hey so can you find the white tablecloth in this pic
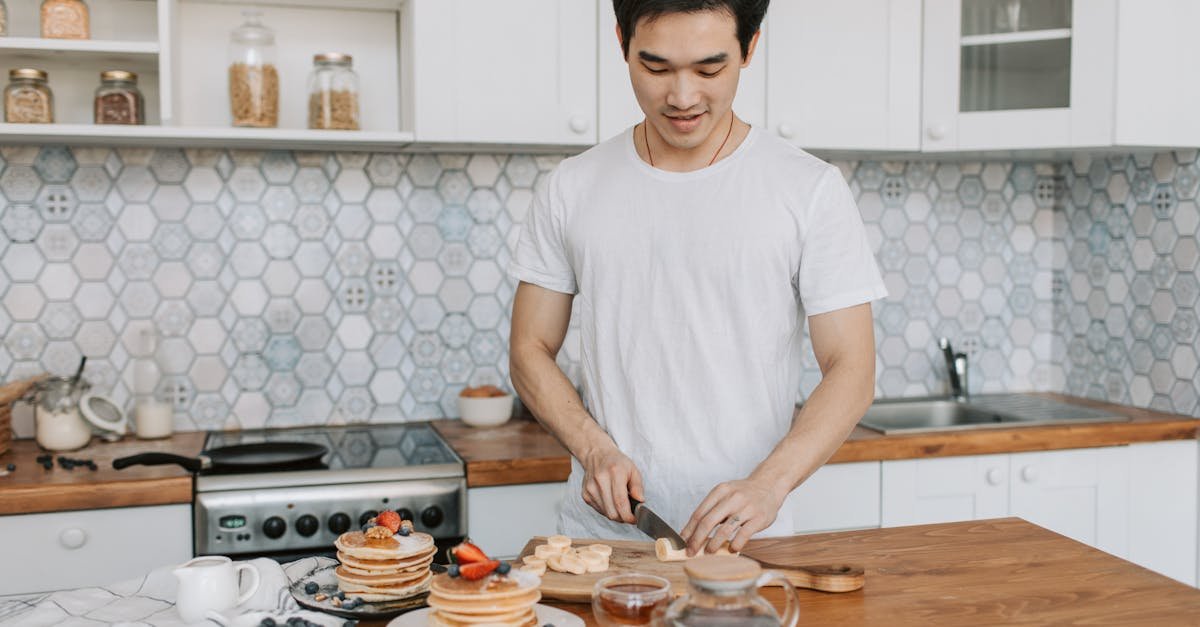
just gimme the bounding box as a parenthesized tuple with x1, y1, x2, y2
(0, 557, 347, 626)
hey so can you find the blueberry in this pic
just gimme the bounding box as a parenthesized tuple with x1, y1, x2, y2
(343, 622, 355, 627)
(398, 527, 411, 536)
(360, 522, 373, 532)
(5, 464, 14, 471)
(496, 562, 511, 575)
(334, 591, 346, 600)
(448, 564, 460, 577)
(258, 619, 276, 627)
(304, 581, 319, 594)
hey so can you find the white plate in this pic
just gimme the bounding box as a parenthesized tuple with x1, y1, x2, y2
(386, 603, 585, 627)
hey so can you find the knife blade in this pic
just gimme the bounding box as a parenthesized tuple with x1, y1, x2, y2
(629, 496, 686, 550)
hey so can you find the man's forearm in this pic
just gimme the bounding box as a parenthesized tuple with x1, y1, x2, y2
(510, 343, 614, 460)
(749, 356, 875, 502)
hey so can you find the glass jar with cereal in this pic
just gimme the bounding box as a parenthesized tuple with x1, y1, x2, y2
(228, 10, 278, 128)
(307, 52, 360, 130)
(41, 0, 90, 40)
(5, 69, 53, 124)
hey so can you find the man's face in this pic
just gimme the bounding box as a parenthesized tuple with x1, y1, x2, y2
(623, 10, 757, 152)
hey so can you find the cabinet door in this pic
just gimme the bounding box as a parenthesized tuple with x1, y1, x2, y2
(1112, 0, 1200, 147)
(766, 0, 921, 151)
(467, 482, 566, 559)
(0, 505, 192, 595)
(410, 0, 596, 145)
(1126, 440, 1197, 586)
(922, 0, 1116, 150)
(789, 461, 881, 534)
(881, 454, 1008, 526)
(1009, 447, 1129, 558)
(596, 2, 766, 142)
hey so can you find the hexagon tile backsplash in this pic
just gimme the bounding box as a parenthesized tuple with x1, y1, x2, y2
(0, 145, 1196, 431)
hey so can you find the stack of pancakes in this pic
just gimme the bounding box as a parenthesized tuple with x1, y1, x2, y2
(333, 529, 437, 601)
(426, 569, 542, 626)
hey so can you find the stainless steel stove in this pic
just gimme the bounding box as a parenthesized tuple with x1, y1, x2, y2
(193, 423, 465, 561)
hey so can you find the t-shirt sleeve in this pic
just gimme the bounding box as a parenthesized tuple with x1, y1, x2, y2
(796, 167, 888, 315)
(508, 168, 579, 294)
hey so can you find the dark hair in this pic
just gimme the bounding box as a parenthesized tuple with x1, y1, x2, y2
(613, 0, 769, 59)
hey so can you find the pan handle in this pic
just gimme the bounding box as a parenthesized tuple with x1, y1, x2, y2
(113, 453, 205, 472)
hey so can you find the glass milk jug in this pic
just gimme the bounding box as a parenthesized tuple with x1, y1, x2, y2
(654, 555, 799, 627)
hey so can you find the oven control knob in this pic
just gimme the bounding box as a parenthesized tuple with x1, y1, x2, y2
(397, 508, 415, 523)
(421, 506, 444, 528)
(359, 510, 379, 527)
(328, 512, 351, 534)
(263, 516, 287, 539)
(296, 514, 319, 537)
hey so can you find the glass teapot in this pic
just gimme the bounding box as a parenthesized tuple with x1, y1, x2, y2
(654, 555, 799, 627)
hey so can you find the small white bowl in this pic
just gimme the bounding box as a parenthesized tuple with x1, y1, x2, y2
(457, 393, 514, 427)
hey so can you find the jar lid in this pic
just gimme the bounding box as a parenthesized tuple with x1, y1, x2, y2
(100, 70, 137, 82)
(314, 52, 353, 65)
(232, 10, 276, 46)
(10, 68, 48, 81)
(683, 555, 762, 584)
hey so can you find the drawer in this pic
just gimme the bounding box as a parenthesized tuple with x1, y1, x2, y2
(0, 504, 192, 595)
(789, 461, 881, 533)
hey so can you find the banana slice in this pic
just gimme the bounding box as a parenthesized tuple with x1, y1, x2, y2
(655, 537, 687, 562)
(534, 544, 562, 559)
(585, 543, 613, 557)
(547, 535, 572, 551)
(520, 561, 547, 576)
(522, 555, 547, 566)
(577, 549, 609, 573)
(557, 552, 588, 575)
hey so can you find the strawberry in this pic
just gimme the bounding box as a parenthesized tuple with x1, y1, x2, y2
(458, 560, 500, 581)
(375, 510, 402, 534)
(451, 540, 490, 564)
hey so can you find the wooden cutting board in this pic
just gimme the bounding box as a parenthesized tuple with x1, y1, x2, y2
(517, 536, 864, 603)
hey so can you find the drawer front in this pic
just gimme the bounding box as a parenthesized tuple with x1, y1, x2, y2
(790, 461, 881, 533)
(0, 504, 192, 595)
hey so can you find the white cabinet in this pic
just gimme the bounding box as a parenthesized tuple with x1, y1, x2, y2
(596, 1, 765, 142)
(467, 482, 566, 559)
(1112, 0, 1200, 147)
(789, 461, 881, 534)
(881, 442, 1198, 586)
(921, 0, 1116, 150)
(0, 504, 192, 595)
(411, 0, 596, 145)
(765, 0, 921, 151)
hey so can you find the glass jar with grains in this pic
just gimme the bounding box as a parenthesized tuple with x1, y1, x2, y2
(41, 0, 90, 40)
(5, 69, 53, 124)
(94, 70, 144, 125)
(0, 1, 9, 37)
(307, 52, 360, 130)
(228, 10, 278, 127)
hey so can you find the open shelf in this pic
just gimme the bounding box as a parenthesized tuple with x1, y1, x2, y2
(0, 37, 160, 57)
(961, 28, 1072, 47)
(0, 123, 414, 150)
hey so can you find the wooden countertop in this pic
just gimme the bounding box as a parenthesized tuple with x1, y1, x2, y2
(0, 432, 204, 515)
(356, 518, 1198, 626)
(437, 393, 1198, 487)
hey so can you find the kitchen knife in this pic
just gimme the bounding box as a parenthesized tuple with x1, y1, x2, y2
(629, 496, 686, 550)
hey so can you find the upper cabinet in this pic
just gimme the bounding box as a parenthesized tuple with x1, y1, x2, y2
(596, 2, 765, 143)
(767, 0, 922, 152)
(1111, 0, 1200, 148)
(410, 0, 597, 146)
(922, 0, 1116, 151)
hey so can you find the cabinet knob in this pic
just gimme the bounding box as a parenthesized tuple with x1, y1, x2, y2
(985, 468, 1003, 486)
(568, 115, 589, 134)
(1021, 465, 1038, 483)
(777, 123, 795, 139)
(926, 123, 948, 141)
(59, 527, 87, 550)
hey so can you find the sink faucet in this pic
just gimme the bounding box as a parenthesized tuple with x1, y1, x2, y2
(938, 337, 968, 401)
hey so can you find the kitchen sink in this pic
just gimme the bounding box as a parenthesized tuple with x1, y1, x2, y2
(858, 394, 1129, 434)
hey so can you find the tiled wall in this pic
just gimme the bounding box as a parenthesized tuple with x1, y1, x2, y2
(1060, 152, 1200, 417)
(0, 144, 1099, 430)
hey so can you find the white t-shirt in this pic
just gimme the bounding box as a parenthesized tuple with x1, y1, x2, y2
(508, 125, 887, 540)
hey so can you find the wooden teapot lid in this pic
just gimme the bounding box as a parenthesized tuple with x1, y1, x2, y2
(684, 555, 762, 583)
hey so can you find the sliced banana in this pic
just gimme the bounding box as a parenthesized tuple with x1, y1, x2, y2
(557, 552, 588, 575)
(522, 555, 547, 566)
(577, 549, 609, 573)
(520, 561, 547, 576)
(534, 544, 562, 559)
(547, 535, 572, 550)
(585, 543, 613, 557)
(655, 537, 687, 562)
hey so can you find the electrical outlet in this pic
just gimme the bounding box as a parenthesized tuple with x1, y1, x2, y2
(959, 336, 981, 357)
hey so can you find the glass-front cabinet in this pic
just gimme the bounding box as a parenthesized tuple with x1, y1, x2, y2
(922, 0, 1116, 151)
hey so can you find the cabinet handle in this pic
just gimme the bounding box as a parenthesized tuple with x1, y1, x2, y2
(1021, 466, 1038, 483)
(926, 123, 948, 141)
(985, 468, 1003, 486)
(568, 115, 589, 134)
(777, 123, 795, 139)
(59, 527, 87, 550)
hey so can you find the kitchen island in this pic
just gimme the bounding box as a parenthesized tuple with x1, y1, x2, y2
(360, 517, 1200, 626)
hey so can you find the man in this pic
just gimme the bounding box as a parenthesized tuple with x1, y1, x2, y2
(508, 0, 886, 556)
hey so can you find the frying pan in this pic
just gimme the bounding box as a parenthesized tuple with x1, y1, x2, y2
(112, 442, 328, 473)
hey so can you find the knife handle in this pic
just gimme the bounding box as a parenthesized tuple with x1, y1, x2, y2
(756, 562, 865, 593)
(628, 495, 642, 510)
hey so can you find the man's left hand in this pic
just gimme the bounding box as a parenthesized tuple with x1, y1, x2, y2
(680, 478, 786, 556)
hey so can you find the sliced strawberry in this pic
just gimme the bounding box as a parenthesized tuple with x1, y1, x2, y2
(451, 540, 490, 565)
(375, 510, 402, 533)
(458, 560, 500, 581)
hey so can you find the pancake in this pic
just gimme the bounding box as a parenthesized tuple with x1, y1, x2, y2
(334, 530, 435, 561)
(337, 547, 437, 572)
(338, 561, 431, 577)
(426, 589, 541, 614)
(427, 569, 542, 627)
(337, 571, 433, 601)
(428, 608, 538, 627)
(335, 564, 432, 587)
(429, 569, 539, 601)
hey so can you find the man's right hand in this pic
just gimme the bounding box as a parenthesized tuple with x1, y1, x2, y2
(580, 443, 644, 524)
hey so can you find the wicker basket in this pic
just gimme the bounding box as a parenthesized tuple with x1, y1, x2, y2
(0, 376, 44, 456)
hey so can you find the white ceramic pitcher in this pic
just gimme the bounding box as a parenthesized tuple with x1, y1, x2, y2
(174, 556, 261, 624)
